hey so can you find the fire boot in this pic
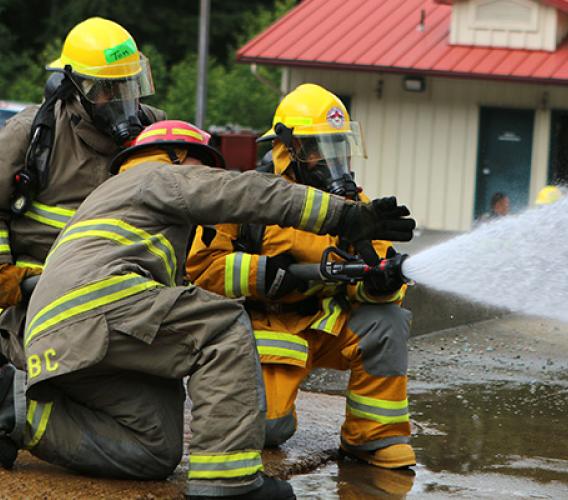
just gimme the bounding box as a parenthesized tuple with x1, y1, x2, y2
(0, 363, 26, 469)
(188, 474, 296, 500)
(340, 443, 416, 469)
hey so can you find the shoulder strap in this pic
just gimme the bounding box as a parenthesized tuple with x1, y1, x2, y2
(11, 76, 75, 215)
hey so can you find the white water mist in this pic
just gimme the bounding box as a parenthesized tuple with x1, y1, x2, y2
(401, 196, 568, 322)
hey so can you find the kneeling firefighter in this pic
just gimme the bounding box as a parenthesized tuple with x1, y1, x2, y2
(188, 84, 417, 469)
(0, 17, 164, 369)
(0, 119, 415, 499)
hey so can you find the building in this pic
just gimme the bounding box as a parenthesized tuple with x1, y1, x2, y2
(238, 0, 568, 230)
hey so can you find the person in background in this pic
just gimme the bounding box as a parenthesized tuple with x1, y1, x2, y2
(477, 192, 510, 224)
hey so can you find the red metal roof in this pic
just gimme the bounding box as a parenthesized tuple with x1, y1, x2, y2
(237, 0, 568, 84)
(436, 0, 568, 14)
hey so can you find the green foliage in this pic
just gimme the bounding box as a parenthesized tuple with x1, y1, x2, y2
(0, 0, 296, 128)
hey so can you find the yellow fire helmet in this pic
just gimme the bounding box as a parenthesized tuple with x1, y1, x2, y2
(535, 185, 563, 206)
(46, 17, 154, 103)
(260, 84, 365, 197)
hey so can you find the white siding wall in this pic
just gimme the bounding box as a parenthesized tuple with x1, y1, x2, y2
(287, 68, 568, 230)
(450, 0, 558, 51)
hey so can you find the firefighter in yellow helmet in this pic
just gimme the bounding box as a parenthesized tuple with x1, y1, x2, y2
(188, 84, 417, 470)
(0, 17, 165, 369)
(535, 185, 563, 206)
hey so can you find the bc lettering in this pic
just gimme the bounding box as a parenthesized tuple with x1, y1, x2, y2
(27, 349, 60, 378)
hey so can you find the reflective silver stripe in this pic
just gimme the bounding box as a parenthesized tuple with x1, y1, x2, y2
(0, 229, 10, 253)
(347, 397, 409, 418)
(188, 450, 263, 479)
(225, 252, 252, 297)
(24, 202, 75, 229)
(257, 255, 267, 296)
(25, 274, 161, 346)
(255, 337, 308, 355)
(190, 458, 260, 472)
(298, 188, 330, 233)
(311, 297, 343, 333)
(24, 400, 54, 449)
(50, 220, 176, 285)
(341, 435, 410, 453)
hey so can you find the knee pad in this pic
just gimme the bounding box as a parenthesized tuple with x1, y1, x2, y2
(348, 305, 412, 377)
(264, 412, 296, 447)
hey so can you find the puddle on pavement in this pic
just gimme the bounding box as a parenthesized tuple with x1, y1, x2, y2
(290, 383, 568, 498)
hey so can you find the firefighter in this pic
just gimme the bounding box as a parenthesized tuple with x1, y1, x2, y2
(0, 120, 415, 498)
(0, 17, 165, 369)
(535, 185, 563, 206)
(188, 84, 417, 469)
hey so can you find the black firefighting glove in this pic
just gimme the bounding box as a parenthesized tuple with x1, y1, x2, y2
(363, 247, 405, 296)
(334, 196, 415, 242)
(265, 253, 307, 299)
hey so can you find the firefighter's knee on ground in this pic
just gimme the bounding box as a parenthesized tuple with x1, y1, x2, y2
(264, 411, 296, 447)
(349, 304, 412, 377)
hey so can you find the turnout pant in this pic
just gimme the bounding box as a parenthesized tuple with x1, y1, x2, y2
(261, 304, 412, 452)
(20, 288, 266, 497)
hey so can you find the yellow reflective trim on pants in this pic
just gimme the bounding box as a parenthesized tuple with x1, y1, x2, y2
(347, 405, 410, 425)
(25, 274, 161, 347)
(188, 450, 263, 479)
(254, 330, 309, 363)
(0, 245, 9, 253)
(24, 400, 54, 449)
(348, 391, 408, 410)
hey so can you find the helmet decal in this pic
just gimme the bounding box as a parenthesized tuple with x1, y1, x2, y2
(326, 107, 345, 129)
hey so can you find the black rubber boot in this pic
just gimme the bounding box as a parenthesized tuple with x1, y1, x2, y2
(0, 364, 18, 469)
(189, 474, 296, 500)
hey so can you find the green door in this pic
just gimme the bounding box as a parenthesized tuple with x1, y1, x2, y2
(474, 107, 534, 218)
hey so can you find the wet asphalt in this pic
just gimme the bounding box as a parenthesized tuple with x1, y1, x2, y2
(1, 314, 566, 498)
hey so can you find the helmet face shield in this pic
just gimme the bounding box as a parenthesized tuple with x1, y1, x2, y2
(71, 54, 155, 104)
(291, 122, 365, 196)
(292, 121, 366, 162)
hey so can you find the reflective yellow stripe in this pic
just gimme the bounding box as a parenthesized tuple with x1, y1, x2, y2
(311, 297, 343, 333)
(25, 274, 161, 347)
(298, 188, 331, 233)
(240, 254, 252, 296)
(347, 406, 410, 424)
(29, 202, 75, 217)
(225, 253, 236, 297)
(299, 188, 315, 229)
(188, 450, 263, 480)
(49, 218, 176, 286)
(25, 400, 54, 449)
(172, 128, 203, 140)
(313, 191, 330, 233)
(348, 391, 408, 410)
(254, 331, 309, 363)
(0, 229, 11, 254)
(273, 115, 313, 126)
(15, 260, 44, 270)
(137, 128, 167, 140)
(224, 252, 252, 297)
(24, 202, 75, 229)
